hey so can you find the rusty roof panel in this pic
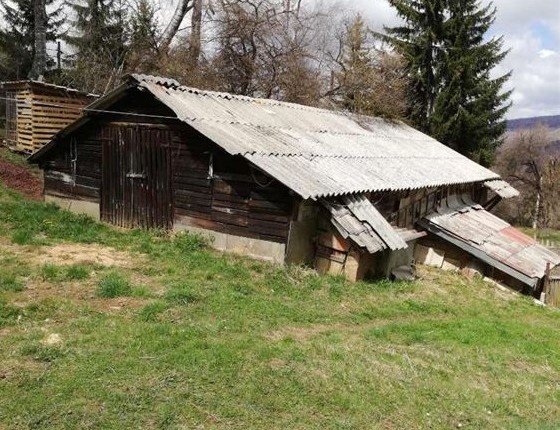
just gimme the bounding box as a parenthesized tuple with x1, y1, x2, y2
(130, 74, 502, 199)
(422, 200, 560, 285)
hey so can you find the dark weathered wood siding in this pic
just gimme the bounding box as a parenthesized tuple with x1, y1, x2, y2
(40, 90, 294, 243)
(42, 123, 102, 201)
(171, 127, 293, 243)
(101, 125, 173, 229)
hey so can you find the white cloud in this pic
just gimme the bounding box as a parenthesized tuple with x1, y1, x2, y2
(496, 31, 560, 119)
(538, 49, 556, 59)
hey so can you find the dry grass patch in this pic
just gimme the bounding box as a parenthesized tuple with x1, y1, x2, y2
(35, 243, 140, 267)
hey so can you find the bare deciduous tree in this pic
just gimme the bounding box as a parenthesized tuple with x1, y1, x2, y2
(496, 125, 560, 229)
(159, 0, 194, 51)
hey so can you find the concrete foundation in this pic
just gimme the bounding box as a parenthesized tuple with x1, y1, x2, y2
(175, 218, 286, 264)
(45, 194, 100, 220)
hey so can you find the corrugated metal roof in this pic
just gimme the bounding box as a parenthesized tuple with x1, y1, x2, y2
(484, 179, 520, 199)
(419, 197, 560, 287)
(321, 195, 407, 253)
(128, 74, 501, 199)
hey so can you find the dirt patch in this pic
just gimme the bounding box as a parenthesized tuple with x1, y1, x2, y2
(36, 243, 138, 267)
(0, 157, 43, 200)
(1, 240, 140, 268)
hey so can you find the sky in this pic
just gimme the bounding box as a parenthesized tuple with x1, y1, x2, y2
(351, 0, 560, 120)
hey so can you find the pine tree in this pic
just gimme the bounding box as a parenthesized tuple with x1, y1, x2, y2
(431, 0, 511, 165)
(384, 0, 445, 131)
(385, 0, 510, 165)
(336, 15, 376, 114)
(128, 0, 159, 72)
(0, 0, 63, 80)
(332, 14, 408, 118)
(65, 0, 130, 93)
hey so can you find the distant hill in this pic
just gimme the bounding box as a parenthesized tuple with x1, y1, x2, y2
(504, 115, 560, 156)
(507, 115, 560, 131)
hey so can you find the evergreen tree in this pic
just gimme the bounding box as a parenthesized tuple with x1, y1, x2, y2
(385, 0, 510, 165)
(0, 0, 63, 80)
(431, 0, 511, 165)
(128, 0, 159, 72)
(384, 0, 445, 131)
(65, 0, 130, 93)
(336, 15, 376, 114)
(332, 14, 408, 118)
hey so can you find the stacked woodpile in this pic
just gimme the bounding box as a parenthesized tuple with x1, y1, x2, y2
(1, 80, 96, 153)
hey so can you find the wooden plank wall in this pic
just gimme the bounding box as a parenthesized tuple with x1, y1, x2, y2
(11, 87, 92, 153)
(5, 90, 18, 145)
(43, 124, 101, 201)
(376, 183, 481, 229)
(15, 89, 34, 152)
(171, 127, 293, 243)
(41, 116, 293, 243)
(30, 92, 89, 152)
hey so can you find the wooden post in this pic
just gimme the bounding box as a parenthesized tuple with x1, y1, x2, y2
(57, 41, 61, 69)
(543, 262, 551, 304)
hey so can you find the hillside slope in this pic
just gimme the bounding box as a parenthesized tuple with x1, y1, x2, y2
(507, 114, 560, 131)
(0, 153, 560, 429)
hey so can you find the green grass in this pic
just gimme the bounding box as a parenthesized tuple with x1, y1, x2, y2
(39, 263, 91, 282)
(519, 227, 560, 243)
(0, 180, 560, 429)
(96, 271, 133, 298)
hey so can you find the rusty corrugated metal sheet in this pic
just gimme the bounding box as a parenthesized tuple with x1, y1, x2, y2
(420, 198, 560, 286)
(129, 74, 501, 199)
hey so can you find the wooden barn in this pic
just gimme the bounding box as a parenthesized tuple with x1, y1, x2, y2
(1, 80, 96, 153)
(29, 74, 560, 299)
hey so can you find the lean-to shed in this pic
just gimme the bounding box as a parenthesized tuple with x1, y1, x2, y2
(1, 80, 96, 153)
(28, 74, 559, 296)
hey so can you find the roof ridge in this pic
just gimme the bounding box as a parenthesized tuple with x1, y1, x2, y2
(131, 73, 393, 119)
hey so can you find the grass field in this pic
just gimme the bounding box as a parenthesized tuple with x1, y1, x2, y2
(1, 177, 560, 428)
(519, 227, 560, 244)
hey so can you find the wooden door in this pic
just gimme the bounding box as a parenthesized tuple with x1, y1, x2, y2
(101, 126, 173, 229)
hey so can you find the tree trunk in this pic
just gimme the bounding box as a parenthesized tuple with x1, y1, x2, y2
(160, 0, 194, 52)
(532, 176, 542, 229)
(188, 0, 203, 68)
(29, 0, 47, 80)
